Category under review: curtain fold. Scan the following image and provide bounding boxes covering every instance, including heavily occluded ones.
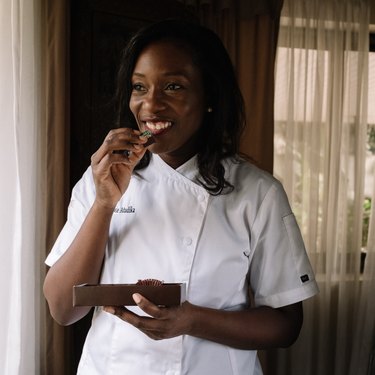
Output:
[0,0,43,373]
[349,178,375,374]
[0,0,70,374]
[42,0,71,374]
[237,12,280,173]
[273,0,373,374]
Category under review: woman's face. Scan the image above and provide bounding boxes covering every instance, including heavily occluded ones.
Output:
[129,39,206,168]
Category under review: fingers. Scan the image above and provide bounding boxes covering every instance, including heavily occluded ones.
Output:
[132,293,165,319]
[103,294,176,340]
[103,307,164,340]
[103,294,165,321]
[91,128,150,166]
[88,128,151,208]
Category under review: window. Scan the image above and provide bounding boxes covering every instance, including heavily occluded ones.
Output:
[273,21,374,275]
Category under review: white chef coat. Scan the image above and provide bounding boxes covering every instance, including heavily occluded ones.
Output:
[46,154,319,375]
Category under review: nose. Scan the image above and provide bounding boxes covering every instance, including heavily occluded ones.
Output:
[142,88,166,112]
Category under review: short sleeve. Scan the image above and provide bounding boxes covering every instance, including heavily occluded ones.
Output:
[45,167,96,267]
[249,181,319,308]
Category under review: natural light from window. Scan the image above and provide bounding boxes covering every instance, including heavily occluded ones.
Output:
[274,45,375,270]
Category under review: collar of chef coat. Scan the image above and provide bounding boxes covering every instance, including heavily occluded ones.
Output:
[146,153,201,186]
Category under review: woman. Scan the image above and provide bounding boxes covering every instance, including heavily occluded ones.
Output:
[44,19,319,375]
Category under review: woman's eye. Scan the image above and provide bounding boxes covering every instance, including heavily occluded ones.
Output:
[166,83,182,91]
[132,83,146,92]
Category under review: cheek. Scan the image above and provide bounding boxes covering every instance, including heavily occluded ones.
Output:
[129,98,137,115]
[129,98,143,125]
[179,94,204,115]
[186,101,205,125]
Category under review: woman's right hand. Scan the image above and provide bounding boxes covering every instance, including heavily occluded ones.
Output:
[91,128,149,209]
[44,127,152,326]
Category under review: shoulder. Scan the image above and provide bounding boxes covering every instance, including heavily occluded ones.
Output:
[222,157,292,216]
[223,157,283,193]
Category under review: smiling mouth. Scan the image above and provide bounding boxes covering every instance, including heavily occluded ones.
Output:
[145,121,172,134]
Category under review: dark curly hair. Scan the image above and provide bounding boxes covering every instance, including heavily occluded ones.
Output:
[115,19,246,195]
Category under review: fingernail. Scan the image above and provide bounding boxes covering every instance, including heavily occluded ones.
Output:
[133,293,141,304]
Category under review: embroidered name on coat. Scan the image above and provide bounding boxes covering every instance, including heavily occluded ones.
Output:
[114,206,135,213]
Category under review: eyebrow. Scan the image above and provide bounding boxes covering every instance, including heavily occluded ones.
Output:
[132,71,190,79]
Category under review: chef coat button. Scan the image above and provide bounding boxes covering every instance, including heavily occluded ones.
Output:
[183,237,192,246]
[197,194,205,202]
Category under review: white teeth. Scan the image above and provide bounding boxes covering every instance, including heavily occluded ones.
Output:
[145,121,172,131]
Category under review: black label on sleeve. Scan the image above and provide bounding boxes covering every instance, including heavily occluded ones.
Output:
[300,274,309,283]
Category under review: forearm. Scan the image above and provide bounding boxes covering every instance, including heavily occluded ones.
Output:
[106,294,303,350]
[188,302,303,350]
[43,201,114,325]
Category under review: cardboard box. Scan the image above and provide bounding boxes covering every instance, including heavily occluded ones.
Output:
[73,283,186,307]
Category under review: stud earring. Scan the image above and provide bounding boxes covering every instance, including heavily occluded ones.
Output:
[207,107,213,113]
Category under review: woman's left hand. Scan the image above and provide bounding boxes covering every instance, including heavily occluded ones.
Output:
[103,294,193,340]
[104,295,303,350]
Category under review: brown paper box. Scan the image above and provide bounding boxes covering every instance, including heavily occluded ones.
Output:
[73,283,186,307]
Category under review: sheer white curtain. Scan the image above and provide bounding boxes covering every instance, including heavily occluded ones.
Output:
[0,0,44,374]
[273,0,373,374]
